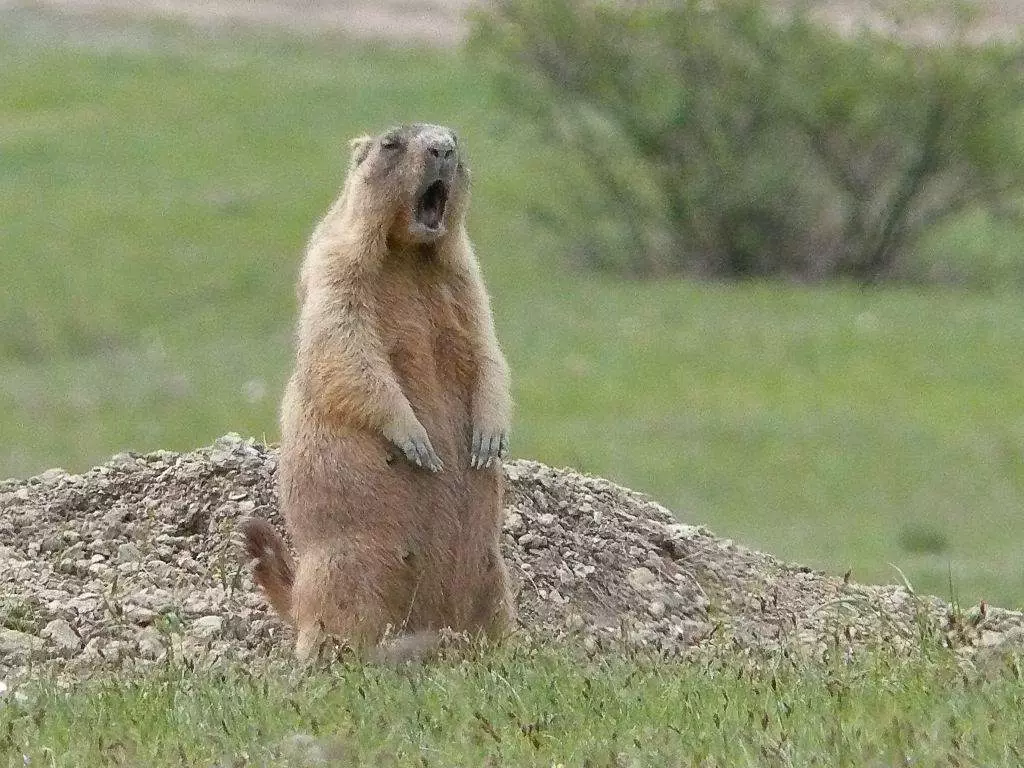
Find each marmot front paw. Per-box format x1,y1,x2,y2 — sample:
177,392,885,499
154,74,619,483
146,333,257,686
470,426,508,469
386,420,443,472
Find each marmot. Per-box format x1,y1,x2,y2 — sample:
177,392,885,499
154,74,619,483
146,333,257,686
242,123,513,660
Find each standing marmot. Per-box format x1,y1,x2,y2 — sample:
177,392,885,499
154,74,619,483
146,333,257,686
242,123,513,660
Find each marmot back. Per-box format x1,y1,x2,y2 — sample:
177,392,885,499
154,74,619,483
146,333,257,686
243,124,514,660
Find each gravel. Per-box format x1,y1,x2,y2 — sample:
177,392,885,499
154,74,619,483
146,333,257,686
2,433,1022,683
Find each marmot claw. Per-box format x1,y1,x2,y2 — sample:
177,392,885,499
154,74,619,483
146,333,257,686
401,435,443,473
471,428,508,469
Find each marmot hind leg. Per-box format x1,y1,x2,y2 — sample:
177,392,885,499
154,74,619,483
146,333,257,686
469,544,515,641
290,543,412,661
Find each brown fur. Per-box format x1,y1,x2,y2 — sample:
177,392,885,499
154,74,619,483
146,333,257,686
243,124,513,660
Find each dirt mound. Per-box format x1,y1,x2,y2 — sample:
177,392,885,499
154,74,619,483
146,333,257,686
1,434,1021,681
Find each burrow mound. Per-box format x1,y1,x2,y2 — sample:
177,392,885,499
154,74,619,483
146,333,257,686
1,434,1021,680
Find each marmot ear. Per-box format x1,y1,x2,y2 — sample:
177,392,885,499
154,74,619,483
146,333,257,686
348,135,374,168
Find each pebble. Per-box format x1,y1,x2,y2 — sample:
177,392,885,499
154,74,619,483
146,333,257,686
503,511,524,534
627,567,657,591
193,615,224,640
137,629,167,661
536,513,556,528
41,619,81,656
979,630,1004,648
0,629,44,659
117,543,143,563
517,532,545,549
125,606,158,626
82,637,105,662
39,536,62,554
38,468,67,484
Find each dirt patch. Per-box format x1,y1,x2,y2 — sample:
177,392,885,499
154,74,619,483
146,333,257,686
1,0,477,45
1,434,1022,681
3,1,1020,46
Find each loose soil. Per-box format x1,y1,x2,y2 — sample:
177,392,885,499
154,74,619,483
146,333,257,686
2,435,1022,682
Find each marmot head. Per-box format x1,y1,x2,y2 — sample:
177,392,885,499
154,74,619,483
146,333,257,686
346,123,470,247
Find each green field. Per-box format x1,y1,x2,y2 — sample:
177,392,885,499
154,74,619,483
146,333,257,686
4,644,1024,766
2,8,1023,615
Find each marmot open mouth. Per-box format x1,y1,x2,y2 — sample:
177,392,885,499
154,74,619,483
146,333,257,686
415,180,449,231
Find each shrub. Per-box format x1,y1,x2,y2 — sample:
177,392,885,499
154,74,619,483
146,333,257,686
469,0,1024,283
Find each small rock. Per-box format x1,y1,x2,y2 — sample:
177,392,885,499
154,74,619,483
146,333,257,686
517,532,543,549
87,562,113,578
109,452,138,467
503,511,525,535
1001,626,1024,646
647,600,666,619
573,563,596,578
144,560,173,580
0,629,44,659
63,542,85,559
125,606,158,626
117,543,143,563
627,567,657,591
665,523,702,540
82,637,106,661
131,588,176,614
214,432,245,449
137,629,167,661
41,619,81,656
193,615,223,640
38,536,63,554
979,630,1004,648
102,640,125,662
675,620,713,644
40,468,68,483
103,509,129,527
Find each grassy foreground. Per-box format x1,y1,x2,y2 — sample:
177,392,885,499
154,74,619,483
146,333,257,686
1,11,1023,605
3,645,1024,767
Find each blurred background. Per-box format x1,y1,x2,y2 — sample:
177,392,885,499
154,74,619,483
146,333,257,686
1,0,1022,605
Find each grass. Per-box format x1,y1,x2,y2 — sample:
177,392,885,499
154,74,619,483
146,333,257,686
3,644,1024,766
1,9,1023,609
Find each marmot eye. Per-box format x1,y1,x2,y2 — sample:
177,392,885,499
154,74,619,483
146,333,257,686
380,138,403,151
